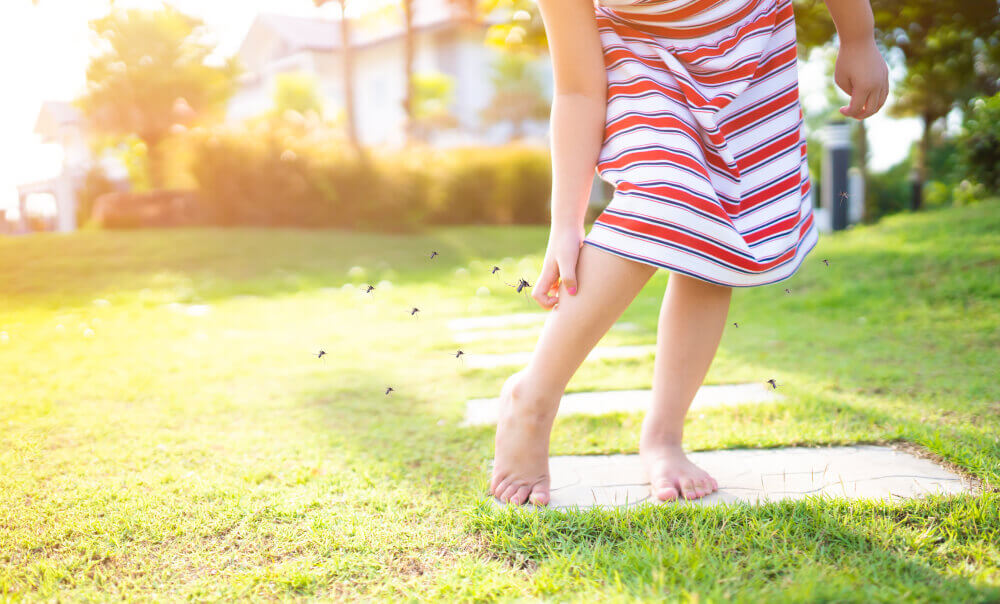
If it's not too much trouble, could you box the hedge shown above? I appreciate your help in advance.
[189,122,552,232]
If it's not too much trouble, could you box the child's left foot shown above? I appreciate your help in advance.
[639,437,718,501]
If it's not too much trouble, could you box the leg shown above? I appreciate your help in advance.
[641,272,732,501]
[491,244,656,505]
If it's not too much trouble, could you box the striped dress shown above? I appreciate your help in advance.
[583,0,818,287]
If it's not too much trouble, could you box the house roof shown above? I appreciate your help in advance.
[255,13,340,52]
[34,101,83,142]
[239,7,504,58]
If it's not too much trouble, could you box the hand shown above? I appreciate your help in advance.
[834,37,889,120]
[532,223,585,310]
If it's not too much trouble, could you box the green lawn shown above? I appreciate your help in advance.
[1,200,998,601]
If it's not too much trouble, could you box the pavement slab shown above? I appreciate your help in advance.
[490,445,971,510]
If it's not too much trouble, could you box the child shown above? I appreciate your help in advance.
[490,0,889,506]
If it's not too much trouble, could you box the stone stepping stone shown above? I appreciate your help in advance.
[462,345,654,370]
[463,383,781,426]
[452,322,639,344]
[491,445,971,510]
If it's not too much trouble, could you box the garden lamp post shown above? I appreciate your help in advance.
[821,119,851,232]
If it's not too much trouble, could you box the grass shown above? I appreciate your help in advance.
[0,199,998,601]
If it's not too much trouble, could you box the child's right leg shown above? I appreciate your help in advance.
[490,244,657,505]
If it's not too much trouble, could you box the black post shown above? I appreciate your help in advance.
[822,119,852,232]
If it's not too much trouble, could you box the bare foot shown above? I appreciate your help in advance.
[489,370,558,506]
[639,437,719,502]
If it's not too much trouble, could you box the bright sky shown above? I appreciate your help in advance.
[0,0,924,212]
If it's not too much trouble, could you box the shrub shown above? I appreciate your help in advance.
[188,122,552,231]
[865,159,912,220]
[957,93,1000,195]
[92,190,207,228]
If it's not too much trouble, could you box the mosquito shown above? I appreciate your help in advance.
[784,288,791,294]
[732,322,739,328]
[410,307,420,316]
[822,259,829,266]
[429,251,439,259]
[453,349,464,359]
[385,386,395,395]
[316,350,326,359]
[766,379,778,389]
[491,266,501,274]
[363,284,375,293]
[504,277,531,293]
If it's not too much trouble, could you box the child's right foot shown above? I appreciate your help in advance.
[489,370,557,506]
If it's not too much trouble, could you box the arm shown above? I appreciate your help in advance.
[532,0,607,308]
[823,0,889,119]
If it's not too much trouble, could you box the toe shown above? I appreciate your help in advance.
[655,485,679,501]
[490,472,507,496]
[696,478,711,497]
[529,484,550,506]
[509,485,531,505]
[492,477,513,500]
[680,478,697,500]
[499,482,522,503]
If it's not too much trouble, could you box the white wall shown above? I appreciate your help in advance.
[229,20,557,148]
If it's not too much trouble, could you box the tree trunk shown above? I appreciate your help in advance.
[915,111,935,211]
[402,0,415,146]
[339,0,361,155]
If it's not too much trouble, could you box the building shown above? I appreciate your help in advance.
[11,102,129,234]
[229,0,554,147]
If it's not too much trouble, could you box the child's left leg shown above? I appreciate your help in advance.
[641,272,733,501]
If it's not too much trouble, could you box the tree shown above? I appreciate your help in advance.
[402,0,416,145]
[273,72,324,118]
[793,0,1000,208]
[78,6,238,188]
[315,0,363,157]
[480,51,550,140]
[479,0,548,55]
[411,71,460,141]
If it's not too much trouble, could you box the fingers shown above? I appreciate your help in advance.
[843,78,888,120]
[839,81,866,119]
[557,253,579,295]
[861,88,880,119]
[876,82,889,113]
[531,260,559,309]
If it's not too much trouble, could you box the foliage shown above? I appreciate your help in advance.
[411,71,460,141]
[956,93,1000,194]
[866,158,913,219]
[78,6,239,187]
[479,51,550,139]
[189,121,552,231]
[74,166,118,228]
[481,0,547,55]
[272,72,325,118]
[429,145,551,225]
